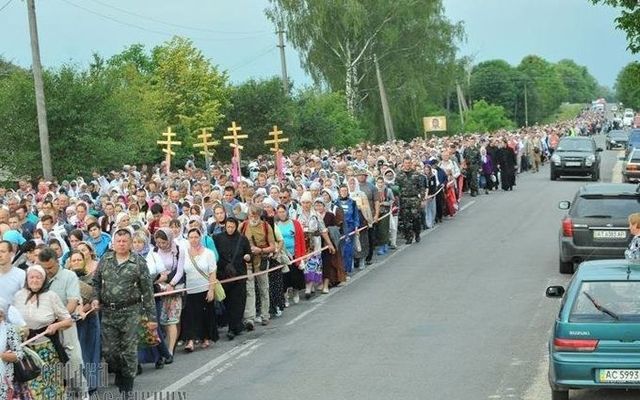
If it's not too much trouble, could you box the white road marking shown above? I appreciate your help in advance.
[611,150,624,183]
[146,340,258,397]
[285,304,322,326]
[459,200,476,212]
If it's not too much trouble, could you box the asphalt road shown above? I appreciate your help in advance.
[107,135,632,400]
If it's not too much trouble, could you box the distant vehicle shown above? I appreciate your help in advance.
[550,137,602,181]
[546,260,640,400]
[623,149,640,183]
[626,129,640,158]
[624,110,635,127]
[606,130,629,150]
[611,105,618,112]
[557,183,639,273]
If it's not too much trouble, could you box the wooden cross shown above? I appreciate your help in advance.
[193,128,219,158]
[223,121,248,150]
[157,126,181,174]
[264,125,289,152]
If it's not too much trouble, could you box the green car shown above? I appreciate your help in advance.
[546,260,640,399]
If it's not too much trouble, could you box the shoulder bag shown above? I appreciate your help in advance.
[188,250,226,302]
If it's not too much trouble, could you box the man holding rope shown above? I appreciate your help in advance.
[91,228,157,396]
[396,156,425,244]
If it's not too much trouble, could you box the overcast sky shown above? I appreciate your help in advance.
[0,0,635,88]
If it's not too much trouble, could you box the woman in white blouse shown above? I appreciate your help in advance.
[12,265,72,400]
[181,228,218,352]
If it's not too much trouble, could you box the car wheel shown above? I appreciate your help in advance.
[551,389,569,400]
[550,171,557,181]
[559,258,574,274]
[591,169,599,181]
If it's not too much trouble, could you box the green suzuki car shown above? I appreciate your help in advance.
[546,260,640,400]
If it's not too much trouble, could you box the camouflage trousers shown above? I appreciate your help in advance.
[399,198,422,240]
[468,167,479,195]
[101,307,139,380]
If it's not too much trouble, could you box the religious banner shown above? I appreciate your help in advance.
[423,116,447,132]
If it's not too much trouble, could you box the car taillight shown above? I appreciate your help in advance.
[553,338,599,352]
[562,218,573,237]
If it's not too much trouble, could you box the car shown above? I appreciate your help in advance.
[625,129,640,158]
[606,130,629,150]
[558,183,640,273]
[546,260,640,400]
[550,137,603,181]
[624,111,635,127]
[623,149,640,183]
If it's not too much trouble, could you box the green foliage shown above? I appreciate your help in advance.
[469,60,521,119]
[517,55,568,125]
[615,61,640,110]
[590,0,640,53]
[463,100,514,133]
[542,103,585,124]
[554,59,599,103]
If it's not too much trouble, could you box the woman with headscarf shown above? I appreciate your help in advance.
[261,198,286,317]
[0,298,26,400]
[180,228,219,352]
[213,218,252,340]
[423,165,438,229]
[480,147,495,194]
[13,265,73,399]
[66,250,101,393]
[275,205,306,307]
[313,198,345,292]
[374,176,393,255]
[297,192,335,299]
[146,228,185,357]
[335,185,359,276]
[347,177,371,270]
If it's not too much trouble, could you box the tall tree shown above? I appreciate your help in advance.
[469,60,520,119]
[589,0,640,53]
[517,55,568,125]
[554,59,598,103]
[615,61,640,110]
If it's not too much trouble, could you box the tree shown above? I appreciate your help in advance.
[615,61,640,110]
[464,100,514,133]
[589,0,640,53]
[469,60,520,119]
[554,59,598,103]
[517,55,568,125]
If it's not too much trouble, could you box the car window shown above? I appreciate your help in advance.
[556,140,593,152]
[570,281,640,322]
[572,196,640,218]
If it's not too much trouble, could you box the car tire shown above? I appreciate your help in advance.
[551,389,569,400]
[550,171,557,181]
[559,258,574,274]
[591,169,599,181]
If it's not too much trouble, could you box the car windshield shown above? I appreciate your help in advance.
[611,133,627,140]
[556,140,593,152]
[570,281,640,322]
[573,196,640,219]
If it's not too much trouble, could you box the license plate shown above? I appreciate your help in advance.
[593,230,627,239]
[566,161,582,166]
[599,369,640,383]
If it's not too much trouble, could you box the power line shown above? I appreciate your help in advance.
[83,0,268,36]
[227,46,276,72]
[58,0,267,42]
[0,0,14,13]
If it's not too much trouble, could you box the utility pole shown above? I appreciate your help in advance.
[374,54,395,141]
[276,27,289,94]
[26,0,52,180]
[524,82,529,127]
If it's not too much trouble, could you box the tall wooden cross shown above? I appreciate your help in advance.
[223,121,248,182]
[157,126,181,174]
[193,127,219,171]
[264,125,289,153]
[264,125,289,182]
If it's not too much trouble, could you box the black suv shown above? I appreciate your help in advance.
[558,183,640,274]
[550,136,602,181]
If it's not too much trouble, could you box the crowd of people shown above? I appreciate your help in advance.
[0,110,604,399]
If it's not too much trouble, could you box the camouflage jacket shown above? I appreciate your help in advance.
[92,251,156,321]
[395,169,424,200]
[463,146,481,168]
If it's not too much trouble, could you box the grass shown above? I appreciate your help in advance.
[542,103,585,124]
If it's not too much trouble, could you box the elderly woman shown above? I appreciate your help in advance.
[313,198,346,293]
[275,205,306,307]
[0,298,25,400]
[147,228,185,357]
[347,177,372,270]
[13,265,73,400]
[297,192,335,299]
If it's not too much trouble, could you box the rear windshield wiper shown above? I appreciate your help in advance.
[583,291,620,320]
[580,215,612,218]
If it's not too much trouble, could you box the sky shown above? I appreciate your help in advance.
[0,0,636,88]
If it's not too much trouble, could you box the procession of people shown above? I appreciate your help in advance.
[0,110,604,399]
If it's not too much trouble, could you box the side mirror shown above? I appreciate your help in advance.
[558,201,571,210]
[546,286,565,298]
[596,148,604,152]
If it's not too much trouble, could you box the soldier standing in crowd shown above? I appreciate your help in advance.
[395,156,424,244]
[463,137,481,197]
[92,228,157,396]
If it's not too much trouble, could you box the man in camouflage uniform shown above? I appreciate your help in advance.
[463,137,481,197]
[92,228,157,396]
[396,156,425,244]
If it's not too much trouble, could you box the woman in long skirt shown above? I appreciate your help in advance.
[275,205,306,306]
[181,228,219,352]
[314,199,346,292]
